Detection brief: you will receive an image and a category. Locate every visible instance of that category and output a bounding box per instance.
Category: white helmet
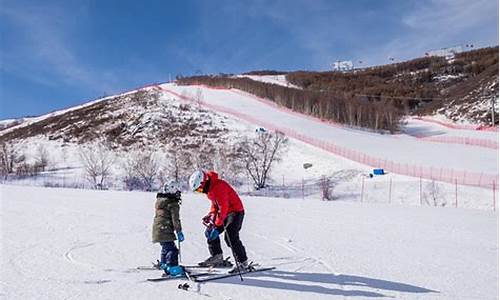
[162,180,180,194]
[189,170,205,192]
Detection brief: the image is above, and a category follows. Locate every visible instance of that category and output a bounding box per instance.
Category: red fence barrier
[157,85,498,190]
[418,136,498,149]
[187,85,499,149]
[414,116,498,132]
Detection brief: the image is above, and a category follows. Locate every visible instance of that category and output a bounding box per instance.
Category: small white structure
[332,60,354,72]
[425,46,464,60]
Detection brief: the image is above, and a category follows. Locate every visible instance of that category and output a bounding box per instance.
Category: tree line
[177,76,403,132]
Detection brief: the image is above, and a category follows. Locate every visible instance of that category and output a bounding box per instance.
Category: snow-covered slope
[0,81,497,210]
[1,185,497,300]
[235,74,301,89]
[161,83,498,176]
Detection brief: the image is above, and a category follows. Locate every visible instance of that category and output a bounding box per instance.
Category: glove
[207,228,220,241]
[202,214,214,226]
[176,231,185,242]
[206,226,223,241]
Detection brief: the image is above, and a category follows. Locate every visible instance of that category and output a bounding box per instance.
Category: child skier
[189,170,249,274]
[152,180,185,277]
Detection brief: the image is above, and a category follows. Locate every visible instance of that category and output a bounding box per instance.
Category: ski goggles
[195,184,204,193]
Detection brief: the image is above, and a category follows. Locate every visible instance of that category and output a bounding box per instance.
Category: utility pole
[492,96,496,126]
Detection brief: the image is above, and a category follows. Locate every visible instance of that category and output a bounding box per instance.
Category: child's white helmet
[162,180,180,194]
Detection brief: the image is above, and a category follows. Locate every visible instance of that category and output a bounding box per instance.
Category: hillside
[178,47,499,128]
[0,48,497,209]
[287,47,499,125]
[0,89,237,149]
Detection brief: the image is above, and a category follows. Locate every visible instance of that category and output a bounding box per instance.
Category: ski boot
[161,265,185,278]
[228,260,250,274]
[198,254,233,267]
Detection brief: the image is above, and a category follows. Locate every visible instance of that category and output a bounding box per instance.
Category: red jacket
[205,171,244,227]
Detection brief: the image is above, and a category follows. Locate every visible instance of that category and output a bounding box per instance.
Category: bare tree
[238,131,289,189]
[195,88,204,108]
[0,142,24,180]
[123,150,161,191]
[319,176,332,200]
[191,142,215,170]
[165,143,193,185]
[213,143,246,186]
[79,142,115,189]
[34,145,50,172]
[135,152,160,191]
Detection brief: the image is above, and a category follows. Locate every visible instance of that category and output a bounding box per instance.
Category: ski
[146,271,213,282]
[192,266,275,283]
[137,266,159,271]
[139,257,232,271]
[138,264,230,271]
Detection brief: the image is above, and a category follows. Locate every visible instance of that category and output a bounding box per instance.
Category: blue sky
[1,0,498,119]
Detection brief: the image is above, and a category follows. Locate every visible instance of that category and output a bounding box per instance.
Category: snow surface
[162,84,498,175]
[1,185,498,300]
[235,75,302,89]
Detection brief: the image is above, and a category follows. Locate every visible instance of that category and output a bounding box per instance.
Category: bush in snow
[320,176,333,200]
[423,180,446,207]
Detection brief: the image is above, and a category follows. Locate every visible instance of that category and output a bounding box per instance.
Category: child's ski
[146,271,213,282]
[138,258,232,271]
[137,265,228,271]
[137,266,159,271]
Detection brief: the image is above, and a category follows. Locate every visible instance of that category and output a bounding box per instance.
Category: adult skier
[189,170,249,273]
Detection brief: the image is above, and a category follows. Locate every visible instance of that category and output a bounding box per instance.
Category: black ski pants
[208,211,248,263]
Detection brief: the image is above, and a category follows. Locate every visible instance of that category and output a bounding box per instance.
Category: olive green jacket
[152,193,182,243]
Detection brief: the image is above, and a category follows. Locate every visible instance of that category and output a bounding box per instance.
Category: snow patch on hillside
[236,74,302,89]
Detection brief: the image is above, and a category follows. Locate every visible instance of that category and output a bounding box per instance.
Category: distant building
[332,60,354,72]
[425,45,464,59]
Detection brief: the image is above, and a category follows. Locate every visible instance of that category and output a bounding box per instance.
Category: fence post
[361,177,365,202]
[389,177,392,204]
[455,179,458,208]
[302,178,305,200]
[419,177,422,206]
[494,180,496,212]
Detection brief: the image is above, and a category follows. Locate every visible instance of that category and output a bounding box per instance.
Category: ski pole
[178,240,182,263]
[225,230,243,282]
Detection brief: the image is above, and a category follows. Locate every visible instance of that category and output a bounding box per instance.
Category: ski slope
[235,74,302,89]
[1,185,498,300]
[159,84,498,176]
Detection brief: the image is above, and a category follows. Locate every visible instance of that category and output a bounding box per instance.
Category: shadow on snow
[205,270,438,297]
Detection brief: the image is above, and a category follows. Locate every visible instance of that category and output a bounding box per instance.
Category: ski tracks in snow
[63,241,97,269]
